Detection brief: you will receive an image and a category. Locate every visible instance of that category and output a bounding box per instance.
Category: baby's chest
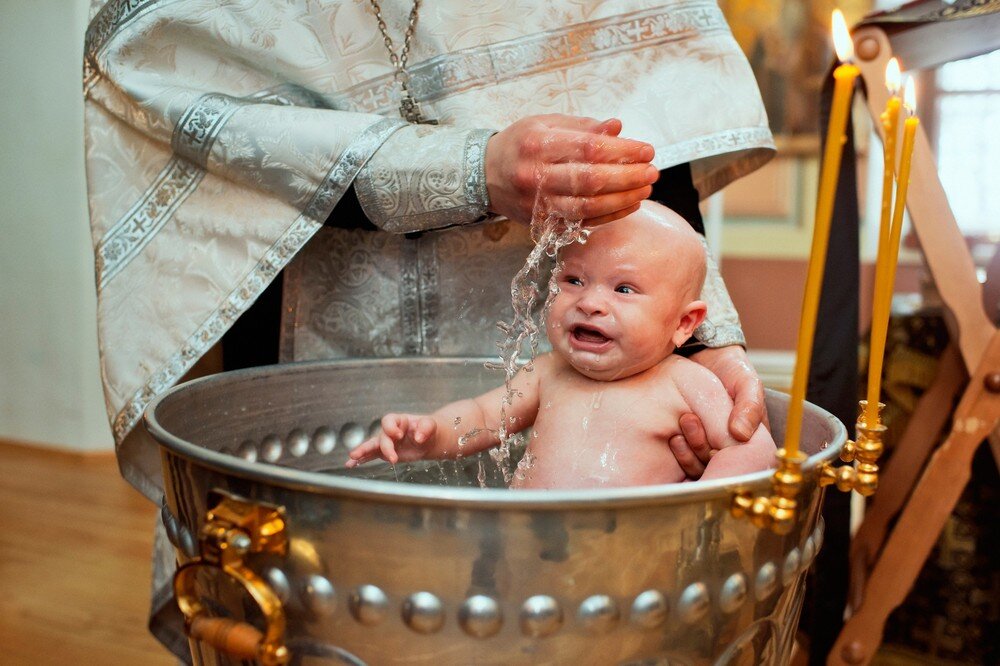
[534,382,683,442]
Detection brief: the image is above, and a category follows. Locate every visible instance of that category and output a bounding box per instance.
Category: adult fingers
[583,203,641,227]
[540,114,621,135]
[546,185,652,220]
[728,373,766,442]
[595,118,623,136]
[543,163,659,196]
[539,130,654,165]
[668,433,706,479]
[679,412,713,461]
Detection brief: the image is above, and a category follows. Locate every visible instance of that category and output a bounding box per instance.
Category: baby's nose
[576,289,608,315]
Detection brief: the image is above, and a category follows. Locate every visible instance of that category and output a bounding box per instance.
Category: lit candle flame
[903,76,917,115]
[886,58,901,96]
[832,9,854,63]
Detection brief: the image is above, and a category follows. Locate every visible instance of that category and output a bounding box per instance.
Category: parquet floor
[0,440,173,665]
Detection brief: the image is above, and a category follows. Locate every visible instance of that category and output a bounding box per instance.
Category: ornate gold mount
[732,401,885,534]
[819,401,886,497]
[174,490,290,665]
[732,448,807,535]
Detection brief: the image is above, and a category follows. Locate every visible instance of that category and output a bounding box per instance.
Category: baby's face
[545,206,704,381]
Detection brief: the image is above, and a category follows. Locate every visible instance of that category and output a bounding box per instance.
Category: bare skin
[348,202,776,488]
[484,114,767,466]
[485,115,659,226]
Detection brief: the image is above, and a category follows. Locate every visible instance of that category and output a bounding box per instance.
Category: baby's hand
[345,413,437,467]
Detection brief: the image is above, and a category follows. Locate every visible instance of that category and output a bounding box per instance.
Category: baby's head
[546,200,707,381]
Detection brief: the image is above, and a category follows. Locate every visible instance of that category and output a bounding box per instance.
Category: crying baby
[347,201,776,488]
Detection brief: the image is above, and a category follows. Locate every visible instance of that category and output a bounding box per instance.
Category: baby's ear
[671,300,707,348]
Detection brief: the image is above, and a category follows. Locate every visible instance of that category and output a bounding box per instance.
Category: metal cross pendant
[399,93,437,125]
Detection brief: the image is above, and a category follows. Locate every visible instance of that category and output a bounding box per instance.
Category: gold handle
[173,491,290,665]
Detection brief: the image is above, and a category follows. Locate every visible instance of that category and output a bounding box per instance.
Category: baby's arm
[673,359,776,481]
[347,357,544,466]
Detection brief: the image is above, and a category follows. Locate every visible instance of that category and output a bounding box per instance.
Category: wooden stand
[826,24,1000,666]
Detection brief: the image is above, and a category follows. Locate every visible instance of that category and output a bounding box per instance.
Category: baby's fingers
[346,437,381,467]
[412,417,437,444]
[378,432,400,464]
[382,413,409,439]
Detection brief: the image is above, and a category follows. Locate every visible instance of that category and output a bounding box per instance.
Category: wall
[716,133,925,353]
[0,1,112,450]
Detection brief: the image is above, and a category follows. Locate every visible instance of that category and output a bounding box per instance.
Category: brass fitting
[174,491,290,665]
[732,448,807,535]
[819,401,885,497]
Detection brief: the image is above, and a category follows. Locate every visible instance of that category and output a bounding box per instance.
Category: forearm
[424,398,498,459]
[699,426,776,481]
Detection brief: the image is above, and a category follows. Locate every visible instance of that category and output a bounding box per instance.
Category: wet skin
[349,202,776,488]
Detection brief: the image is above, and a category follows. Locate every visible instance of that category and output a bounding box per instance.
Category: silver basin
[146,358,845,665]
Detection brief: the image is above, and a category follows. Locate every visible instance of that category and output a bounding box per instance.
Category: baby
[347,201,776,488]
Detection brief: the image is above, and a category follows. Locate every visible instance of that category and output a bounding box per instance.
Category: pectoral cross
[400,92,438,125]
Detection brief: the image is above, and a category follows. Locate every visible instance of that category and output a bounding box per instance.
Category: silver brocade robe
[84,0,774,504]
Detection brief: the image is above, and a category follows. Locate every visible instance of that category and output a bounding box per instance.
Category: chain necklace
[369,0,437,124]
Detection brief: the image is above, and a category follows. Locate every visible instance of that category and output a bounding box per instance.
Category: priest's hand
[668,345,770,479]
[485,115,659,226]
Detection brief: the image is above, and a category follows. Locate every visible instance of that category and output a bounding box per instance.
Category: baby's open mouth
[571,324,611,345]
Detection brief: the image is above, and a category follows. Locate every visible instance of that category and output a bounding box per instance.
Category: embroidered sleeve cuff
[693,237,746,349]
[354,125,496,233]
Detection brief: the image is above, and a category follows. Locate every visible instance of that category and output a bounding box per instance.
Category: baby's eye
[615,284,636,294]
[564,276,583,286]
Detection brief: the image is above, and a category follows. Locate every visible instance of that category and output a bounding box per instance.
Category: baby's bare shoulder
[663,355,718,382]
[663,356,729,401]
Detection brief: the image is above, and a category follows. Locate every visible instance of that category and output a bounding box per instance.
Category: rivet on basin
[236,439,258,462]
[339,423,367,450]
[178,524,198,559]
[160,505,179,547]
[630,590,668,629]
[520,595,563,637]
[260,434,283,462]
[305,575,336,616]
[783,548,802,586]
[312,426,336,454]
[264,567,292,603]
[578,595,619,634]
[802,537,817,570]
[719,573,748,614]
[755,563,778,601]
[677,583,709,624]
[458,595,502,638]
[286,428,310,457]
[402,591,445,634]
[349,585,389,626]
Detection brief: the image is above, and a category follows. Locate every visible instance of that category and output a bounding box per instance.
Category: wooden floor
[0,441,173,665]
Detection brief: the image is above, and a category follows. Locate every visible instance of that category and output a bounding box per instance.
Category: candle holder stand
[826,11,1000,666]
